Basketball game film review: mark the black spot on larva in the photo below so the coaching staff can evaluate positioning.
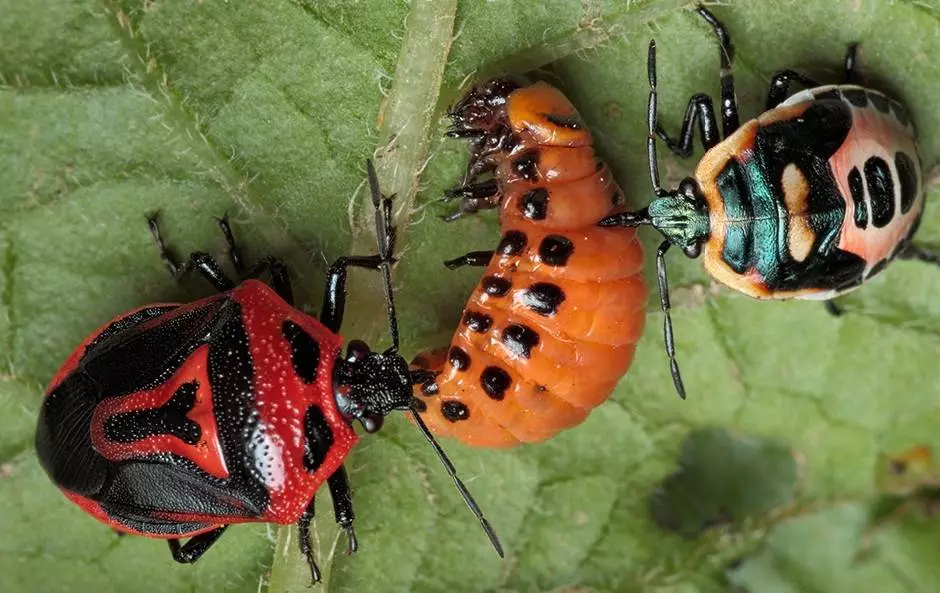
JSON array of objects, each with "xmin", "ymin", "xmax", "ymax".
[
  {"xmin": 520, "ymin": 188, "xmax": 550, "ymax": 220},
  {"xmin": 890, "ymin": 100, "xmax": 911, "ymax": 127},
  {"xmin": 869, "ymin": 92, "xmax": 891, "ymax": 113},
  {"xmin": 448, "ymin": 346, "xmax": 471, "ymax": 371},
  {"xmin": 441, "ymin": 401, "xmax": 470, "ymax": 422},
  {"xmin": 501, "ymin": 324, "xmax": 540, "ymax": 359},
  {"xmin": 303, "ymin": 405, "xmax": 334, "ymax": 472},
  {"xmin": 462, "ymin": 310, "xmax": 493, "ymax": 333},
  {"xmin": 512, "ymin": 153, "xmax": 538, "ymax": 181},
  {"xmin": 538, "ymin": 235, "xmax": 574, "ymax": 267},
  {"xmin": 543, "ymin": 112, "xmax": 583, "ymax": 129},
  {"xmin": 421, "ymin": 380, "xmax": 439, "ymax": 396},
  {"xmin": 868, "ymin": 259, "xmax": 890, "ymax": 278},
  {"xmin": 482, "ymin": 276, "xmax": 511, "ymax": 296},
  {"xmin": 895, "ymin": 151, "xmax": 918, "ymax": 214},
  {"xmin": 104, "ymin": 381, "xmax": 201, "ymax": 445},
  {"xmin": 848, "ymin": 167, "xmax": 868, "ymax": 229},
  {"xmin": 282, "ymin": 320, "xmax": 321, "ymax": 384},
  {"xmin": 842, "ymin": 89, "xmax": 868, "ymax": 108},
  {"xmin": 480, "ymin": 366, "xmax": 512, "ymax": 400},
  {"xmin": 535, "ymin": 384, "xmax": 547, "ymax": 393},
  {"xmin": 865, "ymin": 156, "xmax": 895, "ymax": 228},
  {"xmin": 815, "ymin": 88, "xmax": 841, "ymax": 102},
  {"xmin": 497, "ymin": 230, "xmax": 527, "ymax": 256},
  {"xmin": 411, "ymin": 397, "xmax": 427, "ymax": 413},
  {"xmin": 522, "ymin": 283, "xmax": 565, "ymax": 316}
]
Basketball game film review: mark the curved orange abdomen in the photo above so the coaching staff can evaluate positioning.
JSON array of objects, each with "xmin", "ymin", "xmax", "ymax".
[{"xmin": 413, "ymin": 81, "xmax": 647, "ymax": 448}]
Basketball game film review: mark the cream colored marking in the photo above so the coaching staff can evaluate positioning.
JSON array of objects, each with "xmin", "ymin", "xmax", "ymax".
[{"xmin": 781, "ymin": 163, "xmax": 815, "ymax": 262}]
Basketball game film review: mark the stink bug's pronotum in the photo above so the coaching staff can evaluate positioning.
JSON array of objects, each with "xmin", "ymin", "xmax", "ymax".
[
  {"xmin": 35, "ymin": 162, "xmax": 502, "ymax": 582},
  {"xmin": 600, "ymin": 6, "xmax": 938, "ymax": 398}
]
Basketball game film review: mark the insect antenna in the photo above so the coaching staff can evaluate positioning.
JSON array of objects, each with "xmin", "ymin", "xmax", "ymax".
[
  {"xmin": 366, "ymin": 160, "xmax": 401, "ymax": 354},
  {"xmin": 597, "ymin": 41, "xmax": 664, "ymax": 230},
  {"xmin": 409, "ymin": 407, "xmax": 505, "ymax": 558},
  {"xmin": 366, "ymin": 161, "xmax": 504, "ymax": 556}
]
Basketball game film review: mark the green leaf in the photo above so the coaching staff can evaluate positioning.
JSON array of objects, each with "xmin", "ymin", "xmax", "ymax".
[{"xmin": 3, "ymin": 1, "xmax": 940, "ymax": 592}]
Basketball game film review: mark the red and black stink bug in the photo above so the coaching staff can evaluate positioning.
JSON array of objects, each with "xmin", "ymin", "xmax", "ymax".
[
  {"xmin": 34, "ymin": 162, "xmax": 502, "ymax": 581},
  {"xmin": 410, "ymin": 80, "xmax": 647, "ymax": 447},
  {"xmin": 600, "ymin": 6, "xmax": 939, "ymax": 398}
]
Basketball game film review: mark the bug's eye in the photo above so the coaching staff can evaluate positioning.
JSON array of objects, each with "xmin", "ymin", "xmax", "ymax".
[
  {"xmin": 359, "ymin": 414, "xmax": 384, "ymax": 434},
  {"xmin": 346, "ymin": 340, "xmax": 371, "ymax": 362}
]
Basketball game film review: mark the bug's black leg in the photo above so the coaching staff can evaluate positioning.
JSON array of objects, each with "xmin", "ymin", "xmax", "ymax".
[
  {"xmin": 897, "ymin": 243, "xmax": 940, "ymax": 267},
  {"xmin": 656, "ymin": 240, "xmax": 686, "ymax": 400},
  {"xmin": 147, "ymin": 215, "xmax": 236, "ymax": 293},
  {"xmin": 240, "ymin": 256, "xmax": 294, "ymax": 306},
  {"xmin": 765, "ymin": 70, "xmax": 821, "ymax": 110},
  {"xmin": 444, "ymin": 251, "xmax": 495, "ymax": 269},
  {"xmin": 168, "ymin": 526, "xmax": 229, "ymax": 564},
  {"xmin": 319, "ymin": 255, "xmax": 386, "ymax": 334},
  {"xmin": 327, "ymin": 466, "xmax": 358, "ymax": 554},
  {"xmin": 696, "ymin": 6, "xmax": 739, "ymax": 136},
  {"xmin": 215, "ymin": 214, "xmax": 245, "ymax": 275},
  {"xmin": 655, "ymin": 94, "xmax": 721, "ymax": 158},
  {"xmin": 297, "ymin": 499, "xmax": 322, "ymax": 584},
  {"xmin": 824, "ymin": 300, "xmax": 844, "ymax": 317},
  {"xmin": 441, "ymin": 180, "xmax": 500, "ymax": 222},
  {"xmin": 843, "ymin": 43, "xmax": 859, "ymax": 84}
]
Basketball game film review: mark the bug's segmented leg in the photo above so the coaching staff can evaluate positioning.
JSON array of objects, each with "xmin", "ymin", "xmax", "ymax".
[
  {"xmin": 327, "ymin": 466, "xmax": 358, "ymax": 554},
  {"xmin": 215, "ymin": 214, "xmax": 244, "ymax": 274},
  {"xmin": 843, "ymin": 43, "xmax": 860, "ymax": 84},
  {"xmin": 897, "ymin": 243, "xmax": 940, "ymax": 267},
  {"xmin": 148, "ymin": 214, "xmax": 238, "ymax": 293},
  {"xmin": 824, "ymin": 300, "xmax": 844, "ymax": 317},
  {"xmin": 319, "ymin": 255, "xmax": 386, "ymax": 334},
  {"xmin": 444, "ymin": 251, "xmax": 495, "ymax": 269},
  {"xmin": 168, "ymin": 526, "xmax": 229, "ymax": 564},
  {"xmin": 297, "ymin": 499, "xmax": 322, "ymax": 584},
  {"xmin": 696, "ymin": 6, "xmax": 739, "ymax": 136},
  {"xmin": 655, "ymin": 241, "xmax": 686, "ymax": 400},
  {"xmin": 441, "ymin": 180, "xmax": 500, "ymax": 223},
  {"xmin": 655, "ymin": 93, "xmax": 721, "ymax": 158},
  {"xmin": 240, "ymin": 256, "xmax": 294, "ymax": 306},
  {"xmin": 765, "ymin": 70, "xmax": 821, "ymax": 110}
]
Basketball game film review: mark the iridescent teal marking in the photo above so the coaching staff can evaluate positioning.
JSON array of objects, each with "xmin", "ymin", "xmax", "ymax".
[
  {"xmin": 741, "ymin": 157, "xmax": 785, "ymax": 285},
  {"xmin": 716, "ymin": 160, "xmax": 750, "ymax": 273}
]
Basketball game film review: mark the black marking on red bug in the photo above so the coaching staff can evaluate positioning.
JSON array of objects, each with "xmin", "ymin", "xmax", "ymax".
[
  {"xmin": 411, "ymin": 397, "xmax": 428, "ymax": 413},
  {"xmin": 543, "ymin": 112, "xmax": 583, "ymax": 129},
  {"xmin": 104, "ymin": 381, "xmax": 201, "ymax": 445},
  {"xmin": 421, "ymin": 380, "xmax": 439, "ymax": 396},
  {"xmin": 501, "ymin": 324, "xmax": 539, "ymax": 359},
  {"xmin": 497, "ymin": 230, "xmax": 527, "ymax": 256},
  {"xmin": 512, "ymin": 153, "xmax": 538, "ymax": 180},
  {"xmin": 302, "ymin": 406, "xmax": 334, "ymax": 472},
  {"xmin": 538, "ymin": 235, "xmax": 574, "ymax": 267},
  {"xmin": 480, "ymin": 367, "xmax": 511, "ymax": 400},
  {"xmin": 462, "ymin": 311, "xmax": 493, "ymax": 333},
  {"xmin": 716, "ymin": 159, "xmax": 753, "ymax": 274},
  {"xmin": 896, "ymin": 152, "xmax": 918, "ymax": 214},
  {"xmin": 441, "ymin": 401, "xmax": 470, "ymax": 422},
  {"xmin": 522, "ymin": 283, "xmax": 565, "ymax": 316},
  {"xmin": 282, "ymin": 320, "xmax": 321, "ymax": 384},
  {"xmin": 842, "ymin": 89, "xmax": 868, "ymax": 108},
  {"xmin": 865, "ymin": 156, "xmax": 895, "ymax": 228},
  {"xmin": 520, "ymin": 188, "xmax": 549, "ymax": 220},
  {"xmin": 848, "ymin": 167, "xmax": 868, "ymax": 228},
  {"xmin": 482, "ymin": 276, "xmax": 511, "ymax": 296},
  {"xmin": 449, "ymin": 346, "xmax": 471, "ymax": 371}
]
